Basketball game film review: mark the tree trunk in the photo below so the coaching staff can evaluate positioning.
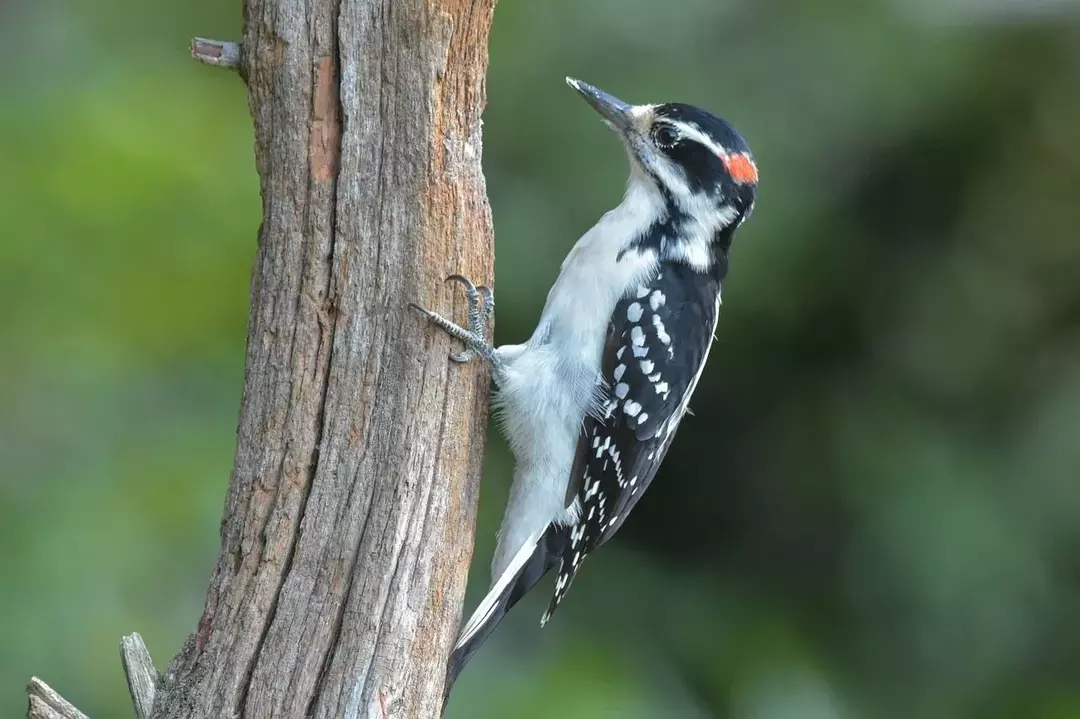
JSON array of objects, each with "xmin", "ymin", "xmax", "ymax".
[{"xmin": 27, "ymin": 1, "xmax": 496, "ymax": 717}]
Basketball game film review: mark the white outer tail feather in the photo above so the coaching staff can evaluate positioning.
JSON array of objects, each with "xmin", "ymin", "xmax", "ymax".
[{"xmin": 454, "ymin": 524, "xmax": 550, "ymax": 651}]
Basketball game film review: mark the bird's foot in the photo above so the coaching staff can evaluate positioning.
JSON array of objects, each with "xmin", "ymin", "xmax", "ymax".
[{"xmin": 410, "ymin": 274, "xmax": 496, "ymax": 365}]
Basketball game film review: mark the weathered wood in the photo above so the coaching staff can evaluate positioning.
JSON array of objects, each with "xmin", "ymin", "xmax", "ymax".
[
  {"xmin": 26, "ymin": 679, "xmax": 89, "ymax": 719},
  {"xmin": 120, "ymin": 633, "xmax": 159, "ymax": 719},
  {"xmin": 153, "ymin": 1, "xmax": 496, "ymax": 717},
  {"xmin": 190, "ymin": 38, "xmax": 243, "ymax": 73},
  {"xmin": 26, "ymin": 0, "xmax": 496, "ymax": 717}
]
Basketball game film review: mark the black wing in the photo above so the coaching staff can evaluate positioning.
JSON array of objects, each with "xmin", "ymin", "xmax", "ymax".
[{"xmin": 542, "ymin": 260, "xmax": 723, "ymax": 623}]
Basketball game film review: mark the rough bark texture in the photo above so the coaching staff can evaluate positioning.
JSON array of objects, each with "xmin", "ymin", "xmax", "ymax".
[
  {"xmin": 162, "ymin": 1, "xmax": 496, "ymax": 717},
  {"xmin": 27, "ymin": 0, "xmax": 496, "ymax": 717},
  {"xmin": 120, "ymin": 634, "xmax": 159, "ymax": 717},
  {"xmin": 26, "ymin": 679, "xmax": 89, "ymax": 719}
]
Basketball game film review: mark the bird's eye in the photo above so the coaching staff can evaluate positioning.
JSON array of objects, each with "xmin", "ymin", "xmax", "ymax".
[{"xmin": 651, "ymin": 124, "xmax": 678, "ymax": 148}]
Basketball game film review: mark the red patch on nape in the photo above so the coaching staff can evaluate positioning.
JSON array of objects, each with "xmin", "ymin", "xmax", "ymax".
[{"xmin": 720, "ymin": 152, "xmax": 759, "ymax": 184}]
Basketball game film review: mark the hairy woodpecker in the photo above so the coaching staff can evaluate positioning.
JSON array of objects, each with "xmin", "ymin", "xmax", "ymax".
[{"xmin": 411, "ymin": 78, "xmax": 759, "ymax": 690}]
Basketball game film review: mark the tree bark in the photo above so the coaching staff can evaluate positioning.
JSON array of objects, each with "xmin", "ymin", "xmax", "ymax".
[{"xmin": 28, "ymin": 1, "xmax": 496, "ymax": 717}]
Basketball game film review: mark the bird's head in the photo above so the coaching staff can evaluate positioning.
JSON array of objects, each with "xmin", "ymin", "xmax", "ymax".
[{"xmin": 567, "ymin": 78, "xmax": 758, "ymax": 239}]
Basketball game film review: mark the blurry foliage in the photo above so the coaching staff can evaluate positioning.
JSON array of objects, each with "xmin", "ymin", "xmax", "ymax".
[{"xmin": 2, "ymin": 0, "xmax": 1079, "ymax": 717}]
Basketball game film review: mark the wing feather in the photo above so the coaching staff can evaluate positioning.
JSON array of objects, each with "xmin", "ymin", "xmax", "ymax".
[{"xmin": 542, "ymin": 261, "xmax": 723, "ymax": 622}]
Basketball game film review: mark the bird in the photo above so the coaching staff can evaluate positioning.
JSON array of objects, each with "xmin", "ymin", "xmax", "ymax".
[{"xmin": 409, "ymin": 77, "xmax": 759, "ymax": 694}]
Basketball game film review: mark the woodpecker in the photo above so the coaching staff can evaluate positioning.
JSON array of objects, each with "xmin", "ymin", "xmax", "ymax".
[{"xmin": 410, "ymin": 78, "xmax": 759, "ymax": 691}]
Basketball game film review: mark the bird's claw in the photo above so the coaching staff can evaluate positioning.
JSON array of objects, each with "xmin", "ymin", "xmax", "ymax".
[
  {"xmin": 410, "ymin": 274, "xmax": 496, "ymax": 365},
  {"xmin": 444, "ymin": 275, "xmax": 494, "ymax": 362}
]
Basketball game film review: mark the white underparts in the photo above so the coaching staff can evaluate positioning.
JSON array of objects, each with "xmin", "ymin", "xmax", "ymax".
[{"xmin": 486, "ymin": 179, "xmax": 662, "ymax": 581}]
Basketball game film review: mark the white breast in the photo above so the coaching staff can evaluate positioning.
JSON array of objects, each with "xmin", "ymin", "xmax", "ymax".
[{"xmin": 537, "ymin": 182, "xmax": 664, "ymax": 346}]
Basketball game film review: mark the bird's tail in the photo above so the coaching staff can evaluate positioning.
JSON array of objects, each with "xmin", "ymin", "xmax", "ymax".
[{"xmin": 443, "ymin": 523, "xmax": 567, "ymax": 700}]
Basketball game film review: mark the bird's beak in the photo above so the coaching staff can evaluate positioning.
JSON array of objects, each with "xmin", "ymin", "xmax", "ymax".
[{"xmin": 566, "ymin": 77, "xmax": 634, "ymax": 134}]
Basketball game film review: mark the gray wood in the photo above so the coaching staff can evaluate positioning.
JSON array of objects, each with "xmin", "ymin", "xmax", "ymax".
[
  {"xmin": 120, "ymin": 633, "xmax": 159, "ymax": 719},
  {"xmin": 190, "ymin": 38, "xmax": 242, "ymax": 72},
  {"xmin": 26, "ymin": 679, "xmax": 89, "ymax": 719},
  {"xmin": 157, "ymin": 1, "xmax": 497, "ymax": 716},
  {"xmin": 26, "ymin": 0, "xmax": 496, "ymax": 716}
]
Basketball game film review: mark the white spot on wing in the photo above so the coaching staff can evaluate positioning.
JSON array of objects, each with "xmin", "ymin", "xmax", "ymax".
[
  {"xmin": 613, "ymin": 364, "xmax": 626, "ymax": 381},
  {"xmin": 615, "ymin": 382, "xmax": 629, "ymax": 399},
  {"xmin": 571, "ymin": 524, "xmax": 586, "ymax": 545},
  {"xmin": 631, "ymin": 326, "xmax": 645, "ymax": 346},
  {"xmin": 627, "ymin": 302, "xmax": 643, "ymax": 323},
  {"xmin": 624, "ymin": 401, "xmax": 642, "ymax": 417},
  {"xmin": 604, "ymin": 399, "xmax": 619, "ymax": 419},
  {"xmin": 653, "ymin": 315, "xmax": 671, "ymax": 345},
  {"xmin": 640, "ymin": 359, "xmax": 655, "ymax": 374},
  {"xmin": 650, "ymin": 290, "xmax": 666, "ymax": 310}
]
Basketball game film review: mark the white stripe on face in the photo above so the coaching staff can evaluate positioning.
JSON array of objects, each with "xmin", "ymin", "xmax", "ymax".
[
  {"xmin": 667, "ymin": 120, "xmax": 729, "ymax": 159},
  {"xmin": 666, "ymin": 119, "xmax": 758, "ymax": 185}
]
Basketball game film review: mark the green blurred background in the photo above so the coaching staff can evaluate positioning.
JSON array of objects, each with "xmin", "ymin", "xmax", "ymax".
[{"xmin": 3, "ymin": 0, "xmax": 1080, "ymax": 717}]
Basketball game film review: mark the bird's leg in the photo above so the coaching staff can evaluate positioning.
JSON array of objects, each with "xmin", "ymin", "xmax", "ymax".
[
  {"xmin": 447, "ymin": 275, "xmax": 494, "ymax": 364},
  {"xmin": 410, "ymin": 274, "xmax": 499, "ymax": 369}
]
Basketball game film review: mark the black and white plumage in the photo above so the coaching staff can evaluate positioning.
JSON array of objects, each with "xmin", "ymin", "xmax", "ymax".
[
  {"xmin": 544, "ymin": 259, "xmax": 725, "ymax": 621},
  {"xmin": 411, "ymin": 78, "xmax": 759, "ymax": 696}
]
